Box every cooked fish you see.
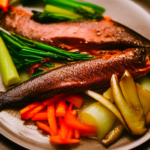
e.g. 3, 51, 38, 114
0, 7, 150, 52
0, 48, 150, 110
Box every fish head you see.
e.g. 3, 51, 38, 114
134, 48, 150, 65
127, 48, 150, 73
143, 48, 150, 66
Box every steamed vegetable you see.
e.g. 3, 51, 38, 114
0, 29, 92, 78
101, 121, 124, 146
103, 82, 150, 116
79, 102, 117, 141
44, 4, 81, 17
64, 94, 83, 108
0, 36, 20, 86
136, 83, 150, 115
111, 71, 147, 135
102, 81, 150, 128
85, 90, 129, 131
56, 100, 66, 117
0, 0, 9, 12
31, 0, 105, 23
103, 88, 114, 103
11, 32, 92, 60
136, 75, 150, 91
31, 10, 82, 23
20, 94, 97, 144
44, 0, 105, 18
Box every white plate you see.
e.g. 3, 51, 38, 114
0, 0, 150, 150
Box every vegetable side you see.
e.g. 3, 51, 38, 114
0, 36, 20, 86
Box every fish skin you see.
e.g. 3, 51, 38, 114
0, 48, 150, 110
0, 7, 150, 51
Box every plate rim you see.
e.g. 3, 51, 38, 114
1, 121, 150, 150
0, 0, 150, 149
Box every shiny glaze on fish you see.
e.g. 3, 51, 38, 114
0, 48, 150, 110
0, 7, 150, 52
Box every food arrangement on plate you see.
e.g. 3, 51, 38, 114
0, 0, 150, 149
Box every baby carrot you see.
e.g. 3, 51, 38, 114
56, 100, 66, 117
21, 104, 45, 120
58, 117, 68, 140
64, 94, 83, 108
64, 111, 97, 133
36, 121, 55, 135
20, 102, 41, 115
32, 111, 48, 120
74, 129, 80, 139
47, 103, 58, 135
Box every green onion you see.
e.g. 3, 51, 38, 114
43, 0, 105, 20
31, 10, 82, 23
44, 4, 82, 17
20, 47, 69, 60
0, 29, 93, 77
11, 33, 93, 60
31, 70, 45, 78
0, 36, 20, 86
30, 0, 105, 23
0, 30, 23, 49
44, 62, 55, 67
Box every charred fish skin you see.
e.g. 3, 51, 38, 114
0, 7, 150, 52
0, 48, 150, 111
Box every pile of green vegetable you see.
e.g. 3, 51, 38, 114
80, 70, 150, 146
0, 30, 93, 79
10, 0, 105, 23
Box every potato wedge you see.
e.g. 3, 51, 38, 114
136, 83, 150, 115
85, 90, 129, 131
101, 120, 124, 146
136, 75, 150, 91
103, 88, 114, 103
111, 72, 147, 135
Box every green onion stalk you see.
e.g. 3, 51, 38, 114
0, 29, 93, 77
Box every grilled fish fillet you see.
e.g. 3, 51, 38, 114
0, 48, 150, 110
0, 7, 150, 52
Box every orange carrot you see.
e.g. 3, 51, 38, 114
43, 94, 66, 106
32, 111, 48, 120
21, 113, 31, 120
20, 94, 89, 145
64, 111, 97, 133
47, 103, 58, 135
104, 16, 111, 21
64, 94, 83, 108
71, 110, 77, 116
21, 104, 46, 120
36, 121, 55, 135
20, 102, 41, 115
67, 103, 77, 116
58, 117, 68, 140
79, 130, 97, 137
67, 128, 73, 139
50, 135, 80, 144
0, 0, 9, 12
56, 100, 66, 117
74, 129, 80, 139
68, 103, 73, 111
